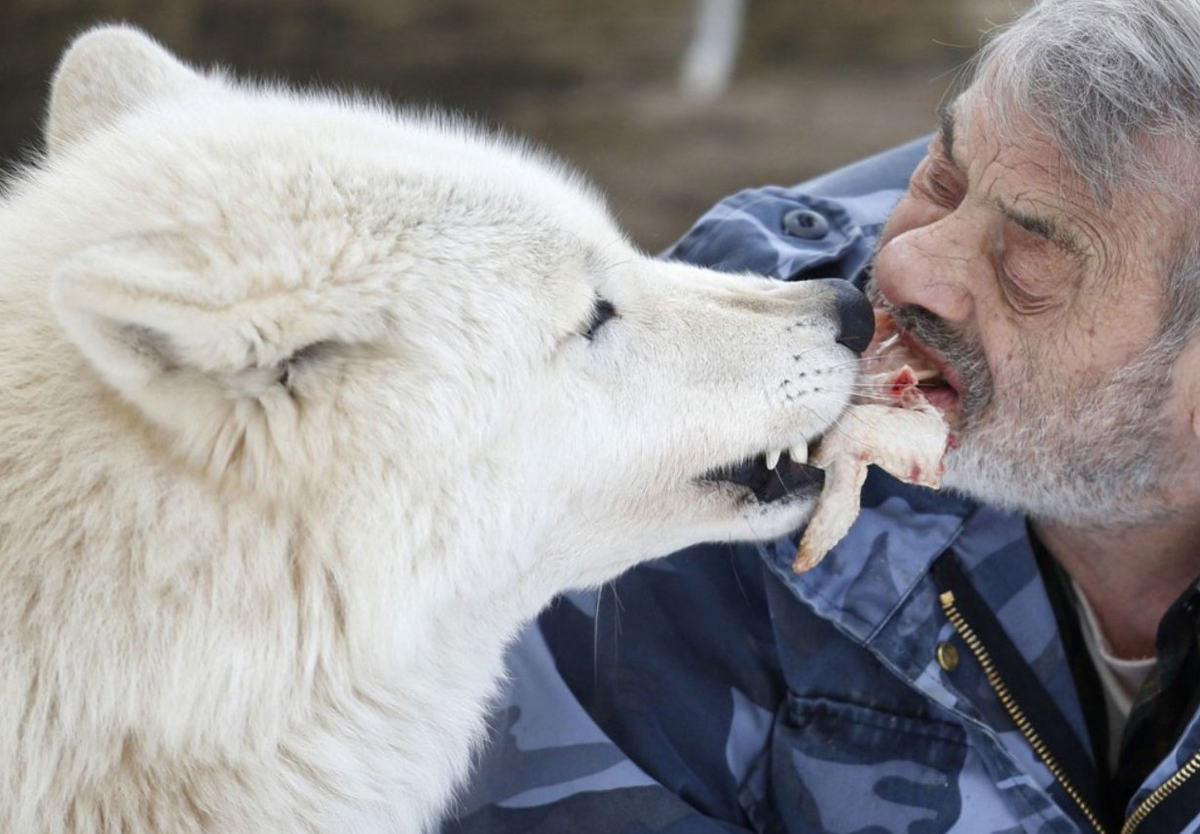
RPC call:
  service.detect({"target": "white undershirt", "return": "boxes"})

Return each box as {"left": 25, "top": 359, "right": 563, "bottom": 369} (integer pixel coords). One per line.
{"left": 1071, "top": 580, "right": 1156, "bottom": 771}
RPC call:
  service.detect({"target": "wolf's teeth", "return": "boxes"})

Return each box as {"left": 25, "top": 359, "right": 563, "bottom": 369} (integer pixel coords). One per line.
{"left": 765, "top": 449, "right": 782, "bottom": 470}
{"left": 912, "top": 367, "right": 941, "bottom": 382}
{"left": 789, "top": 443, "right": 808, "bottom": 465}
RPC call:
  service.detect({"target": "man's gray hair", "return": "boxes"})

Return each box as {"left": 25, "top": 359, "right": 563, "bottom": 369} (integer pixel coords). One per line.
{"left": 973, "top": 0, "right": 1200, "bottom": 355}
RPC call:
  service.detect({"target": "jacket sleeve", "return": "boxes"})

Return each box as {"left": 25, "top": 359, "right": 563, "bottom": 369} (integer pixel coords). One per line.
{"left": 441, "top": 138, "right": 928, "bottom": 834}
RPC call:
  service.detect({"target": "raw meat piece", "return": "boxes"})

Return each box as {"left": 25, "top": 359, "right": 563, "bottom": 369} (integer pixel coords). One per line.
{"left": 793, "top": 358, "right": 951, "bottom": 573}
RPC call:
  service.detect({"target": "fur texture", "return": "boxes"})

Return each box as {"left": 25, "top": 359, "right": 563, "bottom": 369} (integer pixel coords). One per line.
{"left": 0, "top": 26, "right": 859, "bottom": 832}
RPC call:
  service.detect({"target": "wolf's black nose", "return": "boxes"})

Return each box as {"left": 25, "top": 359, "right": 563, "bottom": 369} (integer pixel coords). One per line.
{"left": 815, "top": 278, "right": 875, "bottom": 354}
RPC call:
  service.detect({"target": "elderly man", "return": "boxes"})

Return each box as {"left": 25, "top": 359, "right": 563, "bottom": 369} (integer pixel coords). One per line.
{"left": 446, "top": 0, "right": 1200, "bottom": 831}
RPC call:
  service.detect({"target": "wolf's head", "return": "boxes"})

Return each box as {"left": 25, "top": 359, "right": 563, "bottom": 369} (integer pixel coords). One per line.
{"left": 36, "top": 26, "right": 866, "bottom": 596}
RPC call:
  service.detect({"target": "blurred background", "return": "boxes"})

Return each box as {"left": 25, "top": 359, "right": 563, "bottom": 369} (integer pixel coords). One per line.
{"left": 1, "top": 0, "right": 1030, "bottom": 251}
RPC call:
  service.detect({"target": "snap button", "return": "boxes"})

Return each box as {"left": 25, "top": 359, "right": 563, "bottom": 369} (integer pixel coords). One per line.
{"left": 782, "top": 208, "right": 829, "bottom": 240}
{"left": 935, "top": 641, "right": 959, "bottom": 672}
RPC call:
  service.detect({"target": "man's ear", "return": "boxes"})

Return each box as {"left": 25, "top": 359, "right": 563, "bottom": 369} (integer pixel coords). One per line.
{"left": 1173, "top": 329, "right": 1200, "bottom": 442}
{"left": 46, "top": 24, "right": 204, "bottom": 156}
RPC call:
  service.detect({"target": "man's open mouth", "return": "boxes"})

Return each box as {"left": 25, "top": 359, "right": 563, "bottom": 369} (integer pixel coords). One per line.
{"left": 868, "top": 324, "right": 962, "bottom": 417}
{"left": 699, "top": 446, "right": 825, "bottom": 503}
{"left": 903, "top": 358, "right": 957, "bottom": 412}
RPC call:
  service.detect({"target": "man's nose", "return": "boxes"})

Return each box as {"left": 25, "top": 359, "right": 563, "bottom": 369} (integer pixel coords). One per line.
{"left": 812, "top": 278, "right": 875, "bottom": 354}
{"left": 871, "top": 219, "right": 974, "bottom": 324}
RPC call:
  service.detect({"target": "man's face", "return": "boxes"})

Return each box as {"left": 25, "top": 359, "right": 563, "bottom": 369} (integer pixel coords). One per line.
{"left": 870, "top": 85, "right": 1195, "bottom": 526}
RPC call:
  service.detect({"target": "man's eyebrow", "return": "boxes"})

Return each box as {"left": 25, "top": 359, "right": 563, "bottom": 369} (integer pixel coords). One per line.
{"left": 936, "top": 101, "right": 961, "bottom": 171}
{"left": 998, "top": 200, "right": 1086, "bottom": 257}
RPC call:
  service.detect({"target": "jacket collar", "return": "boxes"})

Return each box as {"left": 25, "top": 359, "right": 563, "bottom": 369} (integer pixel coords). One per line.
{"left": 760, "top": 469, "right": 973, "bottom": 644}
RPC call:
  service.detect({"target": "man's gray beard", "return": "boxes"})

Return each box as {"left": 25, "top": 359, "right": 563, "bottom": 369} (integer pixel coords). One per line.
{"left": 887, "top": 303, "right": 1180, "bottom": 528}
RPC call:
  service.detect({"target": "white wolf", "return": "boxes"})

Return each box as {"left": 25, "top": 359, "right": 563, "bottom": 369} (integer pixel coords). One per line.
{"left": 0, "top": 25, "right": 871, "bottom": 834}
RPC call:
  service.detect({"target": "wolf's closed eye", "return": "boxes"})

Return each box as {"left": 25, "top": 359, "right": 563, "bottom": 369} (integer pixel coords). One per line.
{"left": 581, "top": 298, "right": 617, "bottom": 341}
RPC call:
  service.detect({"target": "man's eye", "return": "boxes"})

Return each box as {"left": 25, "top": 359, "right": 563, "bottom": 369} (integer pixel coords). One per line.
{"left": 998, "top": 269, "right": 1054, "bottom": 316}
{"left": 581, "top": 298, "right": 617, "bottom": 340}
{"left": 923, "top": 166, "right": 962, "bottom": 207}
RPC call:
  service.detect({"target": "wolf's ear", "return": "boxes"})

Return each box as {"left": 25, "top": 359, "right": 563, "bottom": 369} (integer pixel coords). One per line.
{"left": 46, "top": 25, "right": 203, "bottom": 155}
{"left": 51, "top": 233, "right": 379, "bottom": 400}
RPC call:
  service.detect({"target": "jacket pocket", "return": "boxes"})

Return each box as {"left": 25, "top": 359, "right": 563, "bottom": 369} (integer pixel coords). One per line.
{"left": 766, "top": 695, "right": 1019, "bottom": 834}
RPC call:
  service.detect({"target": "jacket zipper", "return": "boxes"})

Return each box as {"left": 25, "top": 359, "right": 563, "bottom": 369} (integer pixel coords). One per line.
{"left": 940, "top": 590, "right": 1200, "bottom": 834}
{"left": 1120, "top": 748, "right": 1200, "bottom": 834}
{"left": 938, "top": 590, "right": 1109, "bottom": 834}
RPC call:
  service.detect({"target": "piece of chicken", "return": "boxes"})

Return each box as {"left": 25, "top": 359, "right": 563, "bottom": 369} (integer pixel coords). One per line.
{"left": 792, "top": 314, "right": 952, "bottom": 573}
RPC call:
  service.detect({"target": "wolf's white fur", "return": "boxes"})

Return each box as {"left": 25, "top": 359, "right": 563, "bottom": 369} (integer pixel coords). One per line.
{"left": 0, "top": 26, "right": 857, "bottom": 833}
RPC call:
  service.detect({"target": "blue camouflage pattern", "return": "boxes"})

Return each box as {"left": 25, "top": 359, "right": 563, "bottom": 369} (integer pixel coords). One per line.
{"left": 442, "top": 138, "right": 1200, "bottom": 834}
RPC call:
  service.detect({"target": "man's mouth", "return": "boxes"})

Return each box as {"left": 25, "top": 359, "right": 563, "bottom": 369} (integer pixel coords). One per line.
{"left": 698, "top": 309, "right": 970, "bottom": 505}
{"left": 894, "top": 331, "right": 961, "bottom": 415}
{"left": 864, "top": 312, "right": 963, "bottom": 421}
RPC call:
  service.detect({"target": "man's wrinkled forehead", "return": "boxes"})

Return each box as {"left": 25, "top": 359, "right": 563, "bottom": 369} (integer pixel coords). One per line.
{"left": 943, "top": 77, "right": 1200, "bottom": 209}
{"left": 935, "top": 90, "right": 1062, "bottom": 185}
{"left": 937, "top": 84, "right": 1195, "bottom": 302}
{"left": 935, "top": 90, "right": 1093, "bottom": 260}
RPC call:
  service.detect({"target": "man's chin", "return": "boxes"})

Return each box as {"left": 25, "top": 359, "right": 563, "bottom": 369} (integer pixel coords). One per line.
{"left": 940, "top": 440, "right": 1103, "bottom": 524}
{"left": 938, "top": 451, "right": 1025, "bottom": 513}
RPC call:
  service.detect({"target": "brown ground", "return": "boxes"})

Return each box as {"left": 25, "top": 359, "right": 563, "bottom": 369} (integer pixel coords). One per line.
{"left": 0, "top": 0, "right": 1028, "bottom": 250}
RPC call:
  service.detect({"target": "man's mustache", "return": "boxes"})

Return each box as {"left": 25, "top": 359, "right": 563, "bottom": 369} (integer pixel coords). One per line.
{"left": 870, "top": 290, "right": 995, "bottom": 418}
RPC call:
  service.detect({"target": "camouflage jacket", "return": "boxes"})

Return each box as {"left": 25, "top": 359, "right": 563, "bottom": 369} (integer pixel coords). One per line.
{"left": 444, "top": 140, "right": 1200, "bottom": 834}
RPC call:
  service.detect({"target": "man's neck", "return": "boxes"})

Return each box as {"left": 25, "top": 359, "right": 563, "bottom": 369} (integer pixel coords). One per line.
{"left": 1033, "top": 517, "right": 1200, "bottom": 659}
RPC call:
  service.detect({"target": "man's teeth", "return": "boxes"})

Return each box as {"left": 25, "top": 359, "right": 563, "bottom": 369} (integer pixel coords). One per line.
{"left": 764, "top": 444, "right": 808, "bottom": 470}
{"left": 912, "top": 367, "right": 942, "bottom": 382}
{"left": 876, "top": 333, "right": 901, "bottom": 351}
